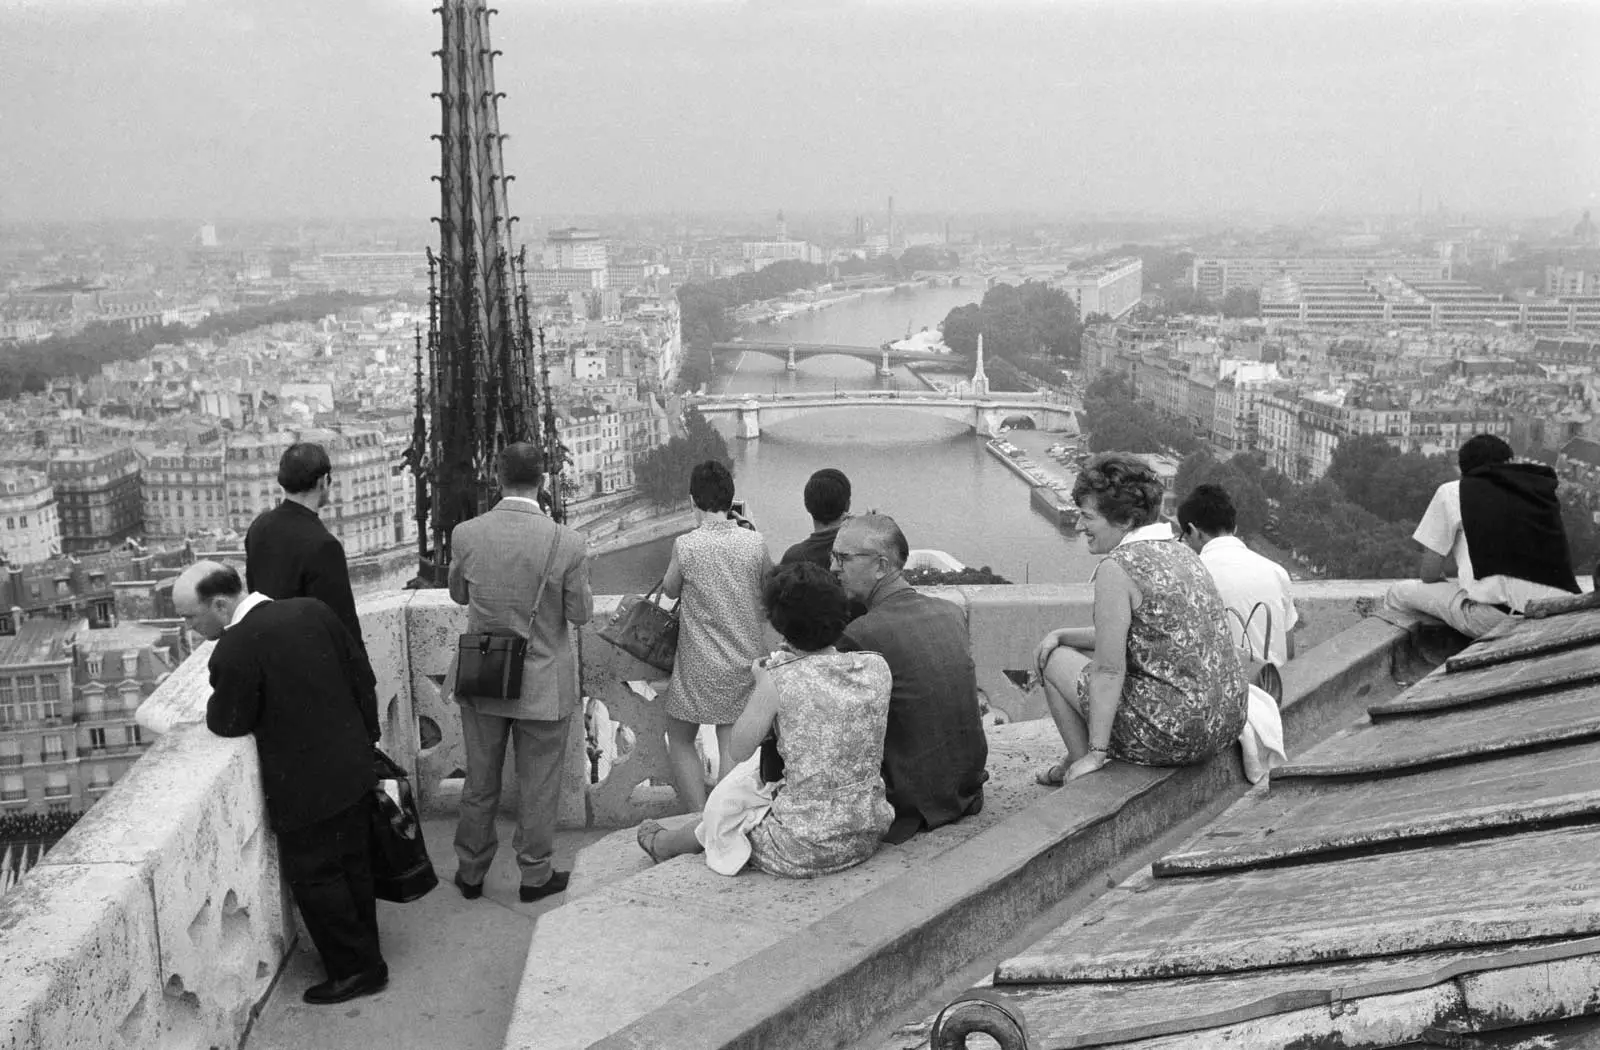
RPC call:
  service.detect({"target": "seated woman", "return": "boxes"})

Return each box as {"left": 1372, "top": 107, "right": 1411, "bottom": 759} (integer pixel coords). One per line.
{"left": 636, "top": 562, "right": 895, "bottom": 878}
{"left": 1034, "top": 452, "right": 1248, "bottom": 786}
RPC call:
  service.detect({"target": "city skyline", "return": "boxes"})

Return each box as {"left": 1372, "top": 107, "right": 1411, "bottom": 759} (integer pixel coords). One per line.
{"left": 1, "top": 0, "right": 1596, "bottom": 223}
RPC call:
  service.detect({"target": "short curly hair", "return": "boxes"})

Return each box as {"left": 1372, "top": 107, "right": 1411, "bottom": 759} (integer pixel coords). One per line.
{"left": 762, "top": 562, "right": 850, "bottom": 652}
{"left": 1071, "top": 452, "right": 1164, "bottom": 528}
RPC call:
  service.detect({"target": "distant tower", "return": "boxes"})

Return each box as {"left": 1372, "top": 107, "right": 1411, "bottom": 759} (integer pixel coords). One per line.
{"left": 408, "top": 0, "right": 556, "bottom": 585}
{"left": 776, "top": 210, "right": 788, "bottom": 241}
{"left": 887, "top": 196, "right": 896, "bottom": 249}
{"left": 972, "top": 333, "right": 990, "bottom": 397}
{"left": 199, "top": 223, "right": 218, "bottom": 248}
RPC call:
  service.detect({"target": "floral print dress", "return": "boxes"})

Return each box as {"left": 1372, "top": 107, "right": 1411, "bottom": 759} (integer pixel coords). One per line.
{"left": 1077, "top": 536, "right": 1248, "bottom": 765}
{"left": 748, "top": 648, "right": 895, "bottom": 878}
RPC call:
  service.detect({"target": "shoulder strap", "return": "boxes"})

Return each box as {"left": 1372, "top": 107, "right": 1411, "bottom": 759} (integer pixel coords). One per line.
{"left": 529, "top": 528, "right": 564, "bottom": 621}
{"left": 1228, "top": 602, "right": 1273, "bottom": 662}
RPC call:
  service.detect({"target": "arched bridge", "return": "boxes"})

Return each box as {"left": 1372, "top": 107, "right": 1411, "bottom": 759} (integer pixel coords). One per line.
{"left": 688, "top": 391, "right": 1081, "bottom": 440}
{"left": 712, "top": 341, "right": 952, "bottom": 374}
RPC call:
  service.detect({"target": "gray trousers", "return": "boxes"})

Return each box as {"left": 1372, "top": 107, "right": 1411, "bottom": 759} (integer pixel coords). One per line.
{"left": 1383, "top": 580, "right": 1511, "bottom": 640}
{"left": 454, "top": 705, "right": 571, "bottom": 888}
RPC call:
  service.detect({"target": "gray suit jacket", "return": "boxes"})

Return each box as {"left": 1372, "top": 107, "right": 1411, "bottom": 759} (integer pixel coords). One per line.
{"left": 447, "top": 498, "right": 594, "bottom": 721}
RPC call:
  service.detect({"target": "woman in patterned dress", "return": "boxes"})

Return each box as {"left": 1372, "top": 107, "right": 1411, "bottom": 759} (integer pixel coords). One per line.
{"left": 661, "top": 460, "right": 773, "bottom": 810}
{"left": 637, "top": 562, "right": 895, "bottom": 877}
{"left": 1033, "top": 452, "right": 1248, "bottom": 786}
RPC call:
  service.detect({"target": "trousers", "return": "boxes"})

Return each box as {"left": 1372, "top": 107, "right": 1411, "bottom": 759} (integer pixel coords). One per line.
{"left": 1383, "top": 580, "right": 1511, "bottom": 640}
{"left": 277, "top": 795, "right": 384, "bottom": 980}
{"left": 454, "top": 703, "right": 571, "bottom": 888}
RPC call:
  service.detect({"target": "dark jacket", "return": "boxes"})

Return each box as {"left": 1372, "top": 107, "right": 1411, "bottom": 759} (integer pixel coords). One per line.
{"left": 207, "top": 597, "right": 378, "bottom": 832}
{"left": 838, "top": 576, "right": 988, "bottom": 843}
{"left": 1461, "top": 462, "right": 1581, "bottom": 594}
{"left": 245, "top": 501, "right": 366, "bottom": 651}
{"left": 780, "top": 524, "right": 841, "bottom": 571}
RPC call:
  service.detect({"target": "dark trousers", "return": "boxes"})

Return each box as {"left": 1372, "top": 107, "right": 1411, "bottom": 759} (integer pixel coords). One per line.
{"left": 454, "top": 707, "right": 571, "bottom": 888}
{"left": 278, "top": 795, "right": 385, "bottom": 980}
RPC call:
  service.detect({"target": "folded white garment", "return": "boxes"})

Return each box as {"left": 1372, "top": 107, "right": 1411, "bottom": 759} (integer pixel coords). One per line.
{"left": 1238, "top": 683, "right": 1288, "bottom": 785}
{"left": 694, "top": 752, "right": 778, "bottom": 876}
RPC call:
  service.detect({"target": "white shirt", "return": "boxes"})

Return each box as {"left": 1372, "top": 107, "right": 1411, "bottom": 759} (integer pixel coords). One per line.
{"left": 498, "top": 495, "right": 546, "bottom": 514}
{"left": 1413, "top": 481, "right": 1569, "bottom": 614}
{"left": 226, "top": 592, "right": 273, "bottom": 630}
{"left": 1199, "top": 536, "right": 1299, "bottom": 666}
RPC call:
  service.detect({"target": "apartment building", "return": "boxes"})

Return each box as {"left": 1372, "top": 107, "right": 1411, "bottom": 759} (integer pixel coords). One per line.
{"left": 48, "top": 447, "right": 142, "bottom": 553}
{"left": 1055, "top": 258, "right": 1143, "bottom": 321}
{"left": 0, "top": 470, "right": 60, "bottom": 566}
{"left": 560, "top": 395, "right": 671, "bottom": 499}
{"left": 140, "top": 444, "right": 228, "bottom": 541}
{"left": 1190, "top": 254, "right": 1451, "bottom": 299}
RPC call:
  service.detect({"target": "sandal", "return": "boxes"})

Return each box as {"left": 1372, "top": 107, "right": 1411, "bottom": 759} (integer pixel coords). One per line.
{"left": 1035, "top": 759, "right": 1069, "bottom": 787}
{"left": 636, "top": 819, "right": 670, "bottom": 863}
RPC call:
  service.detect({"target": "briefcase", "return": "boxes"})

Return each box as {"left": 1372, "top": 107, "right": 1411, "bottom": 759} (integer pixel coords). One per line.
{"left": 454, "top": 632, "right": 527, "bottom": 700}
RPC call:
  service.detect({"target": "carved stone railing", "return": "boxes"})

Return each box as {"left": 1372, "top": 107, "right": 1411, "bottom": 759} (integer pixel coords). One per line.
{"left": 0, "top": 581, "right": 1392, "bottom": 1049}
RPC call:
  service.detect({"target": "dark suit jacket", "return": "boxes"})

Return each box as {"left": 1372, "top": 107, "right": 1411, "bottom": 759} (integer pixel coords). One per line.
{"left": 779, "top": 525, "right": 840, "bottom": 571}
{"left": 245, "top": 501, "right": 366, "bottom": 652}
{"left": 838, "top": 577, "right": 988, "bottom": 840}
{"left": 447, "top": 498, "right": 593, "bottom": 721}
{"left": 207, "top": 597, "right": 378, "bottom": 832}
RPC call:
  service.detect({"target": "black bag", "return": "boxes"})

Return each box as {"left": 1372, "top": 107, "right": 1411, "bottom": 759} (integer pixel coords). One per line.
{"left": 1230, "top": 603, "right": 1283, "bottom": 704}
{"left": 598, "top": 578, "right": 679, "bottom": 672}
{"left": 452, "top": 531, "right": 562, "bottom": 699}
{"left": 369, "top": 748, "right": 438, "bottom": 903}
{"left": 454, "top": 632, "right": 527, "bottom": 699}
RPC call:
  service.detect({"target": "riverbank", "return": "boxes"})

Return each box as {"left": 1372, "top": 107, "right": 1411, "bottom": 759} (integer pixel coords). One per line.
{"left": 580, "top": 503, "right": 697, "bottom": 558}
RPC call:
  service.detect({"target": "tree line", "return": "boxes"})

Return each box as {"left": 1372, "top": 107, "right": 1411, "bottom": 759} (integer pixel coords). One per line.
{"left": 632, "top": 405, "right": 735, "bottom": 507}
{"left": 0, "top": 292, "right": 388, "bottom": 400}
{"left": 940, "top": 282, "right": 1084, "bottom": 376}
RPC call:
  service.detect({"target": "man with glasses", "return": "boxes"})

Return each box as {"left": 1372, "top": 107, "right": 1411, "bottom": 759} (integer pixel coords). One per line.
{"left": 833, "top": 514, "right": 989, "bottom": 843}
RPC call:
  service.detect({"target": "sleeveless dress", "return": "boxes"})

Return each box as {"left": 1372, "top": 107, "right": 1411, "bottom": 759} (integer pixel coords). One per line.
{"left": 748, "top": 648, "right": 895, "bottom": 878}
{"left": 664, "top": 518, "right": 771, "bottom": 725}
{"left": 1076, "top": 537, "right": 1248, "bottom": 765}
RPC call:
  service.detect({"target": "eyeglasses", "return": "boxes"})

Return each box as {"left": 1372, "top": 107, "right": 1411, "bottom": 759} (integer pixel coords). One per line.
{"left": 830, "top": 549, "right": 878, "bottom": 567}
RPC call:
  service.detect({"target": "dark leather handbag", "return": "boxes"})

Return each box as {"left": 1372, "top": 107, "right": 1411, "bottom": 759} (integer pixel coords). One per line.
{"left": 1230, "top": 603, "right": 1283, "bottom": 704}
{"left": 452, "top": 531, "right": 561, "bottom": 700}
{"left": 369, "top": 748, "right": 438, "bottom": 903}
{"left": 598, "top": 577, "right": 679, "bottom": 672}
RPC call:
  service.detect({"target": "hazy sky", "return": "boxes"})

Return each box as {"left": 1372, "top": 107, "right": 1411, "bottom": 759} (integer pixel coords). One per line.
{"left": 2, "top": 0, "right": 1596, "bottom": 222}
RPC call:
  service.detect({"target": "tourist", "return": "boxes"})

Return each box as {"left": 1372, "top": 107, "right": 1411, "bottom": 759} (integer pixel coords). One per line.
{"left": 1033, "top": 453, "right": 1247, "bottom": 785}
{"left": 1177, "top": 483, "right": 1299, "bottom": 666}
{"left": 833, "top": 513, "right": 988, "bottom": 842}
{"left": 635, "top": 562, "right": 894, "bottom": 876}
{"left": 179, "top": 560, "right": 387, "bottom": 1005}
{"left": 661, "top": 460, "right": 773, "bottom": 811}
{"left": 779, "top": 467, "right": 852, "bottom": 571}
{"left": 446, "top": 443, "right": 593, "bottom": 903}
{"left": 1383, "top": 434, "right": 1580, "bottom": 638}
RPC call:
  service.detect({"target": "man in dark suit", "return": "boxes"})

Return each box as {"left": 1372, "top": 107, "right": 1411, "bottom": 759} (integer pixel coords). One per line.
{"left": 245, "top": 441, "right": 366, "bottom": 653}
{"left": 177, "top": 559, "right": 387, "bottom": 1006}
{"left": 447, "top": 443, "right": 593, "bottom": 903}
{"left": 833, "top": 514, "right": 988, "bottom": 844}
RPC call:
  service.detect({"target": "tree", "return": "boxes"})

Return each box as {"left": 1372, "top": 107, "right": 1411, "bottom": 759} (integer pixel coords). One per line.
{"left": 1218, "top": 288, "right": 1261, "bottom": 318}
{"left": 633, "top": 405, "right": 732, "bottom": 507}
{"left": 938, "top": 281, "right": 1084, "bottom": 368}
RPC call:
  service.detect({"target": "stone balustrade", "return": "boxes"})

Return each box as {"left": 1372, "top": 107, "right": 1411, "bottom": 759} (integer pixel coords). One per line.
{"left": 0, "top": 580, "right": 1391, "bottom": 1050}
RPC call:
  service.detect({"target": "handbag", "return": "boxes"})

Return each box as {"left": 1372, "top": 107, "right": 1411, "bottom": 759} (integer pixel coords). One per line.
{"left": 453, "top": 531, "right": 562, "bottom": 700}
{"left": 598, "top": 577, "right": 680, "bottom": 672}
{"left": 1229, "top": 602, "right": 1283, "bottom": 704}
{"left": 369, "top": 748, "right": 438, "bottom": 903}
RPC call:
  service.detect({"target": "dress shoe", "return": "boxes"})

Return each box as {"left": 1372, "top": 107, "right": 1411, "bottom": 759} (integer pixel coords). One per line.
{"left": 518, "top": 870, "right": 570, "bottom": 903}
{"left": 303, "top": 964, "right": 388, "bottom": 1005}
{"left": 454, "top": 873, "right": 483, "bottom": 900}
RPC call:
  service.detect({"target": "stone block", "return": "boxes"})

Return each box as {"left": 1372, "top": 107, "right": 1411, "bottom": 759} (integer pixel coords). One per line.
{"left": 42, "top": 725, "right": 292, "bottom": 1050}
{"left": 960, "top": 584, "right": 1093, "bottom": 722}
{"left": 0, "top": 862, "right": 163, "bottom": 1050}
{"left": 358, "top": 592, "right": 415, "bottom": 764}
{"left": 136, "top": 638, "right": 216, "bottom": 736}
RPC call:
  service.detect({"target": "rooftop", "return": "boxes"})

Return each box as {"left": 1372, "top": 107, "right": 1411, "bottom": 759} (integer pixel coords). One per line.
{"left": 0, "top": 616, "right": 78, "bottom": 667}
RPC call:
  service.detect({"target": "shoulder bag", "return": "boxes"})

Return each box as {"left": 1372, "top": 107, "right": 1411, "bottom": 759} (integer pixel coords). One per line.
{"left": 598, "top": 577, "right": 680, "bottom": 673}
{"left": 369, "top": 747, "right": 438, "bottom": 903}
{"left": 1229, "top": 602, "right": 1283, "bottom": 703}
{"left": 454, "top": 532, "right": 563, "bottom": 700}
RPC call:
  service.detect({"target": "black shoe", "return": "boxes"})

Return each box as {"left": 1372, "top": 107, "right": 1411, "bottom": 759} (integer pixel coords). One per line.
{"left": 454, "top": 874, "right": 483, "bottom": 900}
{"left": 303, "top": 964, "right": 388, "bottom": 1005}
{"left": 518, "top": 870, "right": 570, "bottom": 903}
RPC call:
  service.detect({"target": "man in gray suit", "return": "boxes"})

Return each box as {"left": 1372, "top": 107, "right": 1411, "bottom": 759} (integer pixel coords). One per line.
{"left": 448, "top": 443, "right": 593, "bottom": 903}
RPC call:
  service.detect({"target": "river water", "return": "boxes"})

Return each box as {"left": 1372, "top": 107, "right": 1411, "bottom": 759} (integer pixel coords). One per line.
{"left": 589, "top": 283, "right": 1102, "bottom": 595}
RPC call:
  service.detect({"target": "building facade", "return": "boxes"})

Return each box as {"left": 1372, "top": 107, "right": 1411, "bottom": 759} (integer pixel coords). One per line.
{"left": 48, "top": 447, "right": 143, "bottom": 553}
{"left": 1056, "top": 258, "right": 1144, "bottom": 321}
{"left": 141, "top": 444, "right": 229, "bottom": 541}
{"left": 0, "top": 470, "right": 60, "bottom": 566}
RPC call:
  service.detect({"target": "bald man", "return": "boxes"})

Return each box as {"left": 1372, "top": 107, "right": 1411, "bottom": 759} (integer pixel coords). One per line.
{"left": 175, "top": 560, "right": 387, "bottom": 1006}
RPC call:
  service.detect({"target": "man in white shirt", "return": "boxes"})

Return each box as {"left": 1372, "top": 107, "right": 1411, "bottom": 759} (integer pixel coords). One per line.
{"left": 1177, "top": 483, "right": 1298, "bottom": 666}
{"left": 1383, "top": 434, "right": 1580, "bottom": 639}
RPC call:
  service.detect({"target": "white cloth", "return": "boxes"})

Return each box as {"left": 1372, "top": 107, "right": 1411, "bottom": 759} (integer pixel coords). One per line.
{"left": 225, "top": 591, "right": 272, "bottom": 629}
{"left": 693, "top": 752, "right": 777, "bottom": 876}
{"left": 1200, "top": 536, "right": 1299, "bottom": 666}
{"left": 1237, "top": 684, "right": 1287, "bottom": 785}
{"left": 1413, "top": 481, "right": 1569, "bottom": 614}
{"left": 1114, "top": 521, "right": 1176, "bottom": 548}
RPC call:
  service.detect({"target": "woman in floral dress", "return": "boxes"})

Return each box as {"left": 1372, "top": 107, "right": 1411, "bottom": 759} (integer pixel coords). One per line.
{"left": 661, "top": 460, "right": 773, "bottom": 810}
{"left": 1033, "top": 452, "right": 1247, "bottom": 785}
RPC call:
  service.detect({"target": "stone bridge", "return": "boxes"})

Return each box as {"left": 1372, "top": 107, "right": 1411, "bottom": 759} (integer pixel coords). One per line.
{"left": 689, "top": 391, "right": 1082, "bottom": 439}
{"left": 711, "top": 341, "right": 951, "bottom": 375}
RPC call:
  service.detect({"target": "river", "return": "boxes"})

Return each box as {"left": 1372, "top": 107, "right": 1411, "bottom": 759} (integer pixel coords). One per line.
{"left": 588, "top": 282, "right": 1104, "bottom": 596}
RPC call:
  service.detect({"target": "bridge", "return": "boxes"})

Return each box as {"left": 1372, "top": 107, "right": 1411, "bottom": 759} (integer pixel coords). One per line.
{"left": 688, "top": 389, "right": 1081, "bottom": 439}
{"left": 712, "top": 340, "right": 953, "bottom": 375}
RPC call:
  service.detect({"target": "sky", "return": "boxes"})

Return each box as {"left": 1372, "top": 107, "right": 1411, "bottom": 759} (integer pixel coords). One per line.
{"left": 1, "top": 0, "right": 1596, "bottom": 222}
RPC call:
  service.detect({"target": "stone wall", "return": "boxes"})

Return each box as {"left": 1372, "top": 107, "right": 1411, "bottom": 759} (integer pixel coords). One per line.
{"left": 0, "top": 580, "right": 1395, "bottom": 1050}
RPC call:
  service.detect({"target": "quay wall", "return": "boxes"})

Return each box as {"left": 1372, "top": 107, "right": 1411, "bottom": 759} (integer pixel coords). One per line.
{"left": 0, "top": 581, "right": 1389, "bottom": 1050}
